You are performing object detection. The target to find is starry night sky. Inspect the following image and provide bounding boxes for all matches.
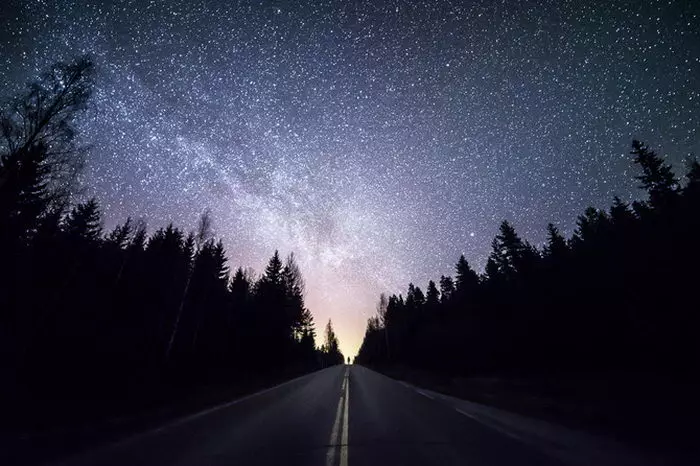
[2,0,699,357]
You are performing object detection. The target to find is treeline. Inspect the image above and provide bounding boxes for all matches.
[357,140,700,379]
[0,57,344,422]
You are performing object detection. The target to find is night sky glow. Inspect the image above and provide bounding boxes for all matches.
[2,0,699,357]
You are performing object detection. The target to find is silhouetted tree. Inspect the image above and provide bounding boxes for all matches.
[64,198,102,242]
[684,158,700,197]
[439,275,455,304]
[632,139,678,209]
[455,254,477,288]
[107,217,133,249]
[321,319,344,366]
[543,223,567,260]
[487,221,537,283]
[357,140,699,384]
[0,143,52,248]
[426,280,440,309]
[0,56,93,209]
[166,209,213,362]
[1,60,341,437]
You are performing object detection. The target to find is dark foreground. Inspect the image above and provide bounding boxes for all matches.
[32,365,687,466]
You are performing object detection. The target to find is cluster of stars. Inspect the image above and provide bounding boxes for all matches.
[1,0,698,357]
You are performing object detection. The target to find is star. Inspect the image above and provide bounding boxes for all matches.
[1,0,697,358]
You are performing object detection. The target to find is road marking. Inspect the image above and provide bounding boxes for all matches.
[340,370,349,466]
[326,393,344,466]
[399,378,523,444]
[455,408,478,419]
[54,369,329,465]
[327,366,350,466]
[147,370,311,435]
[454,408,523,442]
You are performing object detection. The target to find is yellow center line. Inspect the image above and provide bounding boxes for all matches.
[326,396,343,466]
[340,370,349,466]
[326,367,350,466]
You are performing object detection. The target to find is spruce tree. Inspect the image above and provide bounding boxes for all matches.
[64,198,102,242]
[544,223,568,259]
[455,254,479,296]
[426,280,440,308]
[439,275,455,303]
[631,140,678,209]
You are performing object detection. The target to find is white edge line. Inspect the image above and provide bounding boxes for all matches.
[456,408,478,419]
[455,408,524,442]
[150,370,316,432]
[56,368,326,464]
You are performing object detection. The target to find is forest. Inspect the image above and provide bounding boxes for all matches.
[357,138,700,381]
[0,57,344,432]
[3,53,699,456]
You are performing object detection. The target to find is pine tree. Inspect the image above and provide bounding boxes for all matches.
[0,143,52,247]
[298,307,317,367]
[543,223,568,259]
[322,319,344,366]
[187,239,229,357]
[455,254,479,295]
[413,286,425,308]
[488,221,527,279]
[253,251,293,366]
[609,197,636,226]
[405,283,425,311]
[283,253,307,338]
[299,308,316,342]
[165,209,214,362]
[439,275,455,303]
[263,250,284,287]
[631,140,678,208]
[485,256,500,282]
[426,280,440,308]
[571,207,609,248]
[683,158,700,206]
[0,56,94,210]
[147,224,188,360]
[64,198,102,242]
[376,293,389,327]
[230,267,251,304]
[183,232,196,267]
[107,217,133,249]
[129,219,147,251]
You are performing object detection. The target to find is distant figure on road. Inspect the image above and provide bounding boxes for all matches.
[347,357,350,364]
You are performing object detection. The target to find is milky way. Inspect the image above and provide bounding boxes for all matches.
[2,0,699,356]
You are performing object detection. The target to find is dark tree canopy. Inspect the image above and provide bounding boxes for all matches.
[0,56,94,208]
[0,60,344,435]
[631,139,678,208]
[321,319,344,366]
[357,140,700,382]
[455,255,479,296]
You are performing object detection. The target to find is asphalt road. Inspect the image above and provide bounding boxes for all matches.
[48,365,654,466]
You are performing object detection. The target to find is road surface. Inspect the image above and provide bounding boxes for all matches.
[49,365,678,466]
